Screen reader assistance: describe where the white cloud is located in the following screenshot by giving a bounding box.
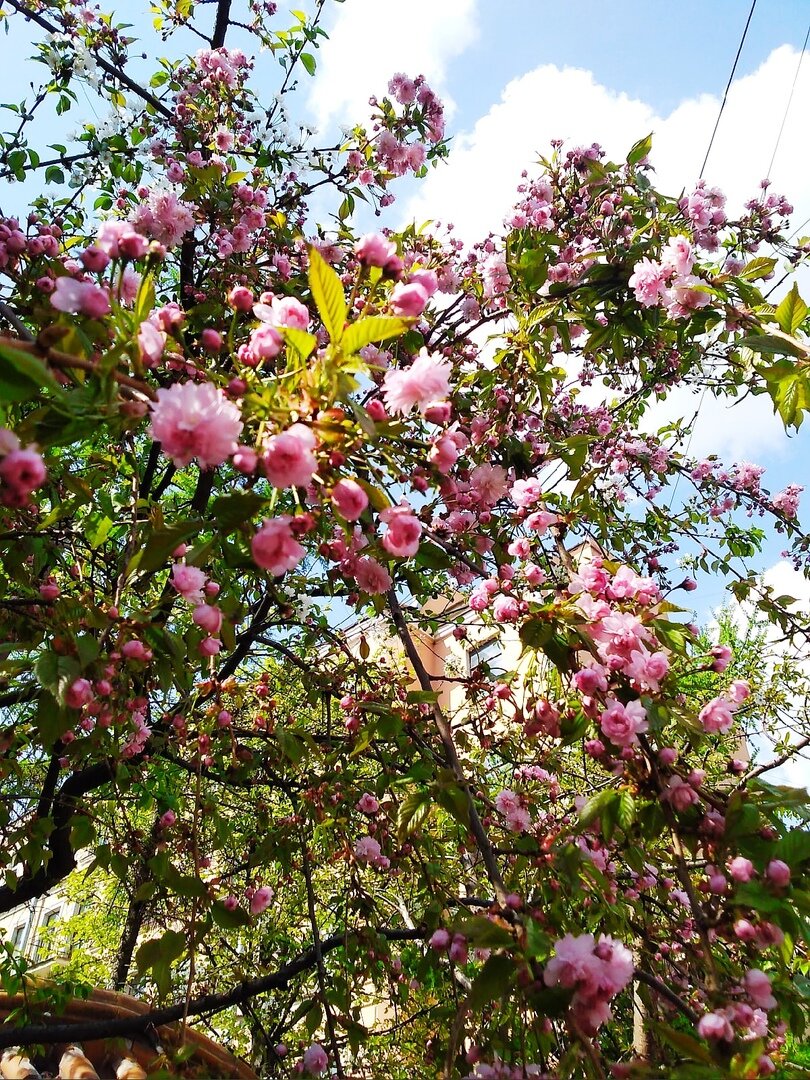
[723,561,810,791]
[402,45,810,240]
[398,46,810,464]
[307,0,479,134]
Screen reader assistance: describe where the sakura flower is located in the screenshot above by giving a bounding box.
[263,424,318,489]
[252,517,306,576]
[383,350,451,415]
[380,502,422,558]
[150,381,243,469]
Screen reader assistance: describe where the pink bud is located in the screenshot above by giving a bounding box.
[65,678,93,709]
[228,285,254,311]
[429,929,450,951]
[766,859,790,888]
[193,604,223,635]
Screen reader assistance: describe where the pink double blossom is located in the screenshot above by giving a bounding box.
[353,555,392,595]
[380,502,422,558]
[383,350,451,415]
[252,517,306,576]
[150,381,243,469]
[51,277,111,318]
[263,424,318,489]
[599,698,648,747]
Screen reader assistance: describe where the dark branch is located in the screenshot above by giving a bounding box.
[0,928,424,1048]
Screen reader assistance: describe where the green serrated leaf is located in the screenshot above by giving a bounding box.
[308,246,347,343]
[341,316,409,354]
[774,283,808,336]
[627,132,652,166]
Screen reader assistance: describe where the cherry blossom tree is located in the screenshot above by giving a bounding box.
[1,2,810,1077]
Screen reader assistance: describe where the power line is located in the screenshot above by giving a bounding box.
[699,0,757,179]
[765,18,810,181]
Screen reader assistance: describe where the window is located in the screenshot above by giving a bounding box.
[10,922,27,950]
[468,636,505,676]
[36,908,61,964]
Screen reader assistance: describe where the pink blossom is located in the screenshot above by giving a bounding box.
[51,277,111,317]
[728,856,755,882]
[409,268,438,297]
[510,477,543,507]
[697,1011,734,1041]
[159,810,176,829]
[252,517,306,576]
[332,478,369,520]
[661,235,694,276]
[727,679,750,705]
[766,859,790,888]
[470,464,509,507]
[193,604,223,635]
[199,636,221,657]
[171,563,208,604]
[772,483,802,519]
[150,382,243,469]
[383,350,451,415]
[663,775,699,812]
[263,424,318,489]
[429,434,459,473]
[390,281,429,317]
[624,648,669,692]
[66,678,93,709]
[628,258,666,307]
[355,233,397,267]
[0,448,46,497]
[94,221,148,259]
[250,885,274,915]
[699,697,734,734]
[122,640,152,662]
[380,502,422,558]
[600,698,648,746]
[744,969,776,1011]
[574,663,608,696]
[492,594,520,622]
[131,190,195,248]
[353,555,393,595]
[525,509,558,534]
[138,320,165,367]
[429,928,451,951]
[356,793,379,814]
[354,835,382,864]
[710,644,732,672]
[301,1044,328,1076]
[255,295,310,330]
[664,274,712,318]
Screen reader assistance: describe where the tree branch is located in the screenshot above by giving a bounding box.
[0,928,425,1048]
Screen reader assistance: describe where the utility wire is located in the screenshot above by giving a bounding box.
[699,0,758,179]
[764,19,810,181]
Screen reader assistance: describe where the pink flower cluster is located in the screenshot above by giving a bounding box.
[0,429,47,507]
[698,679,749,735]
[543,932,633,1035]
[131,189,196,249]
[495,789,531,832]
[383,349,451,415]
[354,835,390,870]
[628,236,713,319]
[149,381,243,469]
[252,517,306,577]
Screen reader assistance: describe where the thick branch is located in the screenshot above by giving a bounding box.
[386,589,508,903]
[0,928,424,1048]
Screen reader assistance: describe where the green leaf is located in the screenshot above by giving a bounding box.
[467,954,515,1009]
[579,788,619,829]
[300,52,317,76]
[211,900,251,929]
[738,256,777,282]
[397,790,432,840]
[342,316,410,354]
[774,283,808,335]
[308,245,347,343]
[626,133,652,166]
[651,1022,714,1064]
[740,334,807,359]
[617,791,636,831]
[210,491,267,532]
[281,326,318,360]
[35,651,81,707]
[129,521,203,575]
[776,830,810,867]
[135,929,185,997]
[451,915,514,949]
[0,341,65,401]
